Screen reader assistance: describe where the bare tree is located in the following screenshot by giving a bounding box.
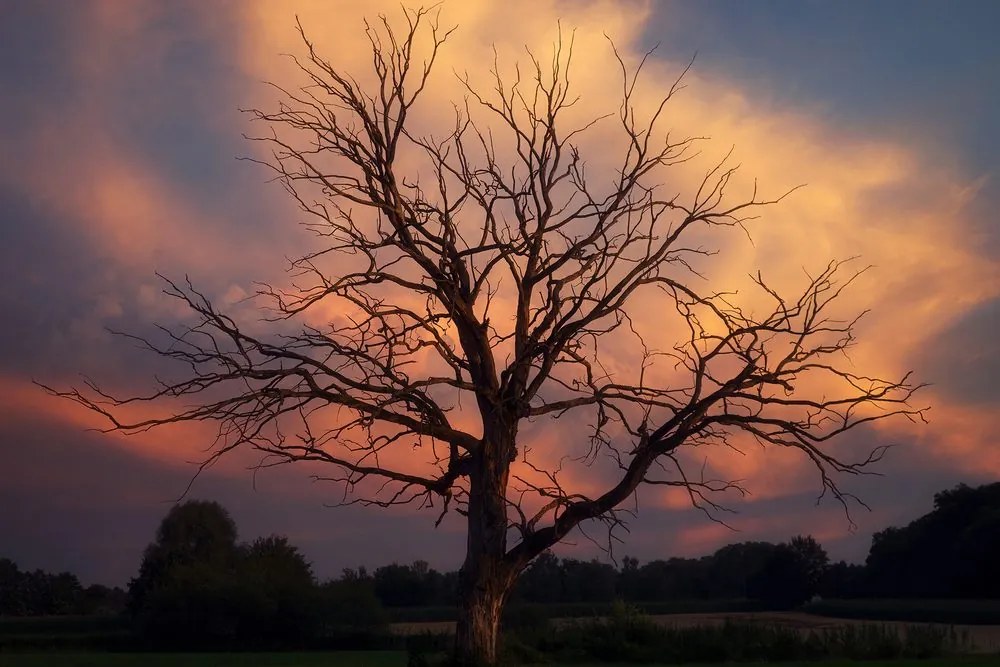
[47,8,924,665]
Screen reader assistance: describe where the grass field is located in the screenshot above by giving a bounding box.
[3,654,1000,667]
[0,652,405,667]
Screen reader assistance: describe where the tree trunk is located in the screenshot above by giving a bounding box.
[454,567,509,666]
[453,424,515,666]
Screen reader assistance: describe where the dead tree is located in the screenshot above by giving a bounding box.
[47,8,924,665]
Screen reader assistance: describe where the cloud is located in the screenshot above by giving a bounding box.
[2,1,999,584]
[100,0,1000,514]
[0,410,466,586]
[921,297,1000,405]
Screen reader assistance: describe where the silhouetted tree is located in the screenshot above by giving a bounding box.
[748,536,828,607]
[624,557,710,600]
[319,577,389,632]
[0,558,27,615]
[127,501,241,644]
[236,535,319,644]
[706,542,779,599]
[79,583,128,615]
[127,501,351,647]
[128,500,239,617]
[866,482,1000,598]
[820,560,867,599]
[617,556,642,600]
[514,552,563,603]
[373,560,453,606]
[0,558,125,616]
[790,536,829,590]
[512,554,617,603]
[47,7,924,663]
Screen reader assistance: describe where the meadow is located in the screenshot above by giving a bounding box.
[3,653,1000,667]
[4,603,1000,666]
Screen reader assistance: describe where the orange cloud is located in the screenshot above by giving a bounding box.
[10,0,996,542]
[225,0,1000,509]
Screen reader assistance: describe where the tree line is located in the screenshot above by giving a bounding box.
[0,559,125,617]
[2,482,997,639]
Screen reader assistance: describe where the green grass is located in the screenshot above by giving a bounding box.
[567,662,1000,667]
[3,655,1000,667]
[0,652,406,667]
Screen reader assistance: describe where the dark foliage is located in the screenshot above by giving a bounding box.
[126,500,387,649]
[5,481,1000,658]
[866,482,1000,598]
[0,558,125,616]
[372,561,457,607]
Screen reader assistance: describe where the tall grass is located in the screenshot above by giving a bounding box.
[500,601,972,664]
[803,598,1000,625]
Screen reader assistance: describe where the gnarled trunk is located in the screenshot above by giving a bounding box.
[453,425,515,666]
[454,564,509,666]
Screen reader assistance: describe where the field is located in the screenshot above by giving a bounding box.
[646,611,1000,653]
[3,654,1000,667]
[391,611,1000,654]
[4,604,1000,665]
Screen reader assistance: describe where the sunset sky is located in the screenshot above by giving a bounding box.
[2,0,999,587]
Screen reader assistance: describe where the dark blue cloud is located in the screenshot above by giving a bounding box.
[921,297,1000,404]
[0,2,83,111]
[2,0,998,588]
[0,412,465,586]
[646,1,1000,177]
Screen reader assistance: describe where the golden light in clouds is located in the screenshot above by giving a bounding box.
[243,2,998,512]
[8,1,997,550]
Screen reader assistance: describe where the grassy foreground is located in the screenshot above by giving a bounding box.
[3,654,1000,667]
[0,652,404,667]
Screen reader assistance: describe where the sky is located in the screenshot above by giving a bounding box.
[1,0,999,587]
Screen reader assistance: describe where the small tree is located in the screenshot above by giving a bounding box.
[48,8,924,664]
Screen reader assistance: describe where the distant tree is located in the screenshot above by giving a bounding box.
[622,557,710,601]
[0,558,25,615]
[0,558,122,616]
[374,561,437,607]
[42,571,84,615]
[514,552,562,603]
[560,559,618,603]
[341,566,371,582]
[789,535,829,591]
[706,542,779,599]
[139,559,244,644]
[748,536,828,607]
[820,560,867,599]
[79,583,127,615]
[866,482,1000,598]
[237,535,319,644]
[128,500,239,617]
[127,500,250,645]
[319,576,389,632]
[617,556,642,601]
